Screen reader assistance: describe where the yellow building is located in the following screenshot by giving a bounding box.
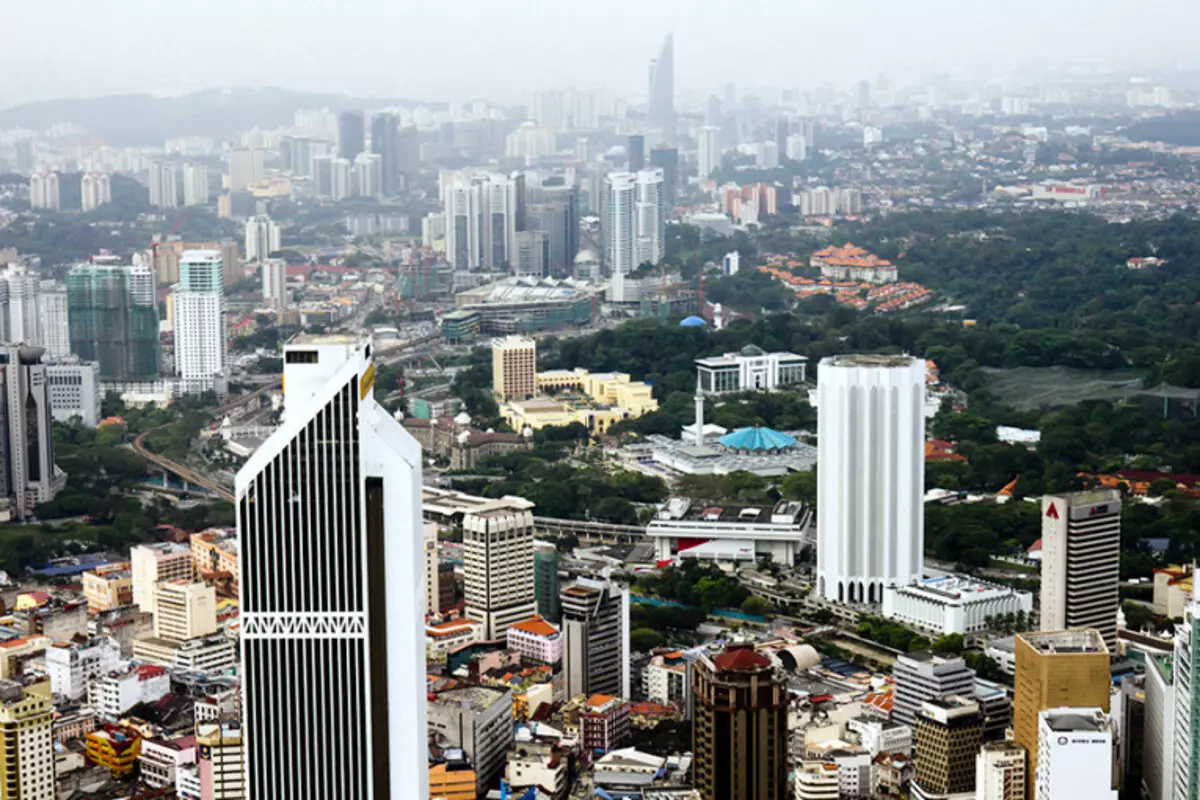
[1013,630,1110,796]
[535,369,659,415]
[501,397,633,436]
[86,726,142,777]
[492,335,538,402]
[0,636,51,680]
[81,563,133,614]
[429,761,476,800]
[0,680,54,799]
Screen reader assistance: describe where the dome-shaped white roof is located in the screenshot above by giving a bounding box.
[453,411,472,426]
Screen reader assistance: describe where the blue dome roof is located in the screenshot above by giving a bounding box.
[679,315,707,327]
[718,427,797,452]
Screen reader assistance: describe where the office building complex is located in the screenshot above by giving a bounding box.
[338,110,366,162]
[36,282,69,358]
[66,260,159,380]
[650,145,679,207]
[525,178,580,274]
[29,171,59,210]
[46,360,102,427]
[976,741,1028,800]
[443,173,520,270]
[561,579,627,700]
[238,333,428,799]
[647,34,675,143]
[130,542,195,616]
[182,163,209,206]
[174,250,227,395]
[0,680,54,799]
[692,645,788,800]
[698,126,721,180]
[243,216,281,263]
[491,335,537,402]
[196,722,243,799]
[1040,489,1122,651]
[370,112,399,195]
[1013,630,1111,797]
[695,346,807,395]
[154,581,217,641]
[514,230,549,277]
[635,168,666,266]
[892,650,977,727]
[813,355,929,603]
[148,162,179,209]
[882,574,1033,636]
[912,696,983,799]
[602,172,637,274]
[0,345,64,520]
[463,494,537,638]
[534,542,561,623]
[81,172,111,211]
[1,264,39,346]
[1143,651,1174,800]
[1036,708,1117,800]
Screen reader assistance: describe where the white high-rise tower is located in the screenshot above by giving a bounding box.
[698,126,721,180]
[603,172,637,275]
[813,355,929,604]
[243,216,281,263]
[1,265,40,345]
[635,168,665,266]
[173,250,227,396]
[237,334,427,800]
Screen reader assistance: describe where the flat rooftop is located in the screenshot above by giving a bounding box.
[1019,629,1109,656]
[1043,710,1106,732]
[290,333,363,345]
[826,354,916,368]
[653,499,807,526]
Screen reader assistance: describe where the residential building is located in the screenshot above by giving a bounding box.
[237,333,428,799]
[492,335,537,402]
[243,215,280,263]
[86,726,142,778]
[154,581,216,640]
[810,243,897,281]
[644,651,691,714]
[534,543,560,622]
[463,494,537,639]
[424,522,439,616]
[88,665,170,719]
[1143,653,1173,800]
[66,260,158,380]
[0,679,54,799]
[46,361,102,427]
[1040,489,1122,651]
[635,168,666,266]
[874,752,914,795]
[260,258,288,308]
[581,694,631,754]
[692,644,788,800]
[602,172,637,275]
[976,740,1027,800]
[182,163,209,206]
[227,147,263,192]
[444,176,482,269]
[80,172,111,211]
[29,171,59,210]
[646,34,675,143]
[370,112,398,195]
[174,250,227,395]
[883,575,1033,635]
[698,126,721,180]
[812,355,930,603]
[148,162,179,209]
[1170,573,1200,800]
[1,264,39,347]
[1036,708,1117,800]
[130,634,236,673]
[1013,630,1111,797]
[45,637,121,700]
[425,618,482,661]
[794,761,840,800]
[892,650,976,728]
[140,735,197,790]
[427,686,514,796]
[196,722,243,799]
[0,344,65,520]
[35,282,70,359]
[130,542,195,616]
[695,346,807,394]
[81,562,133,613]
[353,152,383,197]
[561,578,627,699]
[912,696,983,799]
[0,635,50,679]
[507,615,562,664]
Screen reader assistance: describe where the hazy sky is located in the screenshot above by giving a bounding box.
[4,0,1198,108]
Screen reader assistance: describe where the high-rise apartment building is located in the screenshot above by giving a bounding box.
[463,495,537,639]
[534,542,561,623]
[1036,708,1117,800]
[260,259,288,308]
[182,163,209,206]
[36,281,70,358]
[1013,630,1111,797]
[0,345,64,520]
[0,680,54,799]
[2,264,40,345]
[813,355,929,603]
[46,360,102,427]
[491,335,537,402]
[891,650,977,727]
[514,230,548,277]
[976,740,1027,800]
[635,168,666,266]
[1169,573,1200,800]
[912,696,983,799]
[560,578,627,700]
[226,147,263,192]
[238,333,427,799]
[698,126,721,180]
[81,172,111,211]
[480,173,518,270]
[1143,651,1174,800]
[30,171,60,210]
[370,112,398,195]
[1040,489,1122,651]
[338,110,366,162]
[692,644,788,800]
[148,162,179,209]
[353,152,383,197]
[602,172,637,274]
[174,250,227,395]
[130,542,196,616]
[243,216,281,263]
[154,581,216,641]
[647,34,675,143]
[66,260,159,380]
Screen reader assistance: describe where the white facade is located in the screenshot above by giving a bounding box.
[722,251,740,275]
[1035,708,1117,800]
[423,521,439,616]
[88,665,171,719]
[36,283,70,358]
[635,168,665,266]
[174,250,227,395]
[132,634,236,673]
[45,637,121,700]
[243,216,281,263]
[227,147,264,191]
[425,619,482,659]
[260,258,288,308]
[794,762,840,800]
[46,361,102,427]
[149,162,179,209]
[182,163,209,206]
[505,618,563,664]
[30,171,60,210]
[1039,489,1121,653]
[444,178,482,269]
[698,126,721,179]
[237,333,428,800]
[81,172,111,211]
[643,653,691,711]
[3,264,40,345]
[140,736,197,789]
[695,347,807,394]
[353,152,383,197]
[603,172,637,275]
[976,741,1027,800]
[757,140,780,169]
[882,575,1034,635]
[1170,577,1199,800]
[154,581,217,641]
[463,498,537,639]
[845,717,912,756]
[130,542,195,616]
[786,133,809,161]
[1143,654,1174,800]
[813,355,928,604]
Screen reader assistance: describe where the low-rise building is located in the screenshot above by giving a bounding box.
[81,563,134,614]
[794,761,840,800]
[88,665,170,719]
[86,725,143,777]
[195,722,243,799]
[845,715,913,757]
[506,739,568,800]
[139,734,197,789]
[506,616,562,665]
[882,574,1033,636]
[426,619,482,662]
[581,694,631,754]
[46,361,103,427]
[190,531,239,594]
[427,686,514,796]
[131,635,236,673]
[45,636,121,700]
[643,651,691,714]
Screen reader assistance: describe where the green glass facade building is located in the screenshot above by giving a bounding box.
[66,263,159,380]
[534,543,561,623]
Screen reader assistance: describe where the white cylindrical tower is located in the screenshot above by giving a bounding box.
[813,355,927,604]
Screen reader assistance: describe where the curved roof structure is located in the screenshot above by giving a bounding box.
[718,427,797,452]
[775,644,821,672]
[740,344,765,357]
[679,315,707,327]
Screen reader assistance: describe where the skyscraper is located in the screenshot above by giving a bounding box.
[1036,708,1117,800]
[627,134,645,172]
[370,112,398,195]
[0,344,62,520]
[260,259,288,309]
[29,171,60,210]
[912,696,983,799]
[647,34,676,143]
[560,578,628,700]
[182,163,209,206]
[698,126,721,180]
[649,146,679,208]
[1040,489,1121,652]
[238,334,427,800]
[635,168,666,267]
[338,110,366,162]
[1013,630,1111,797]
[1,264,40,345]
[148,162,179,209]
[1169,572,1200,800]
[481,173,518,270]
[173,251,227,395]
[602,172,637,275]
[227,147,263,193]
[463,495,537,639]
[36,282,69,359]
[66,260,159,380]
[397,126,420,183]
[491,335,537,403]
[525,179,580,275]
[354,152,383,198]
[80,172,111,211]
[514,230,549,277]
[445,177,482,269]
[813,355,929,604]
[243,216,281,263]
[534,542,561,623]
[692,644,788,800]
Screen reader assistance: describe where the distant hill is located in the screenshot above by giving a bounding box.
[0,87,421,146]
